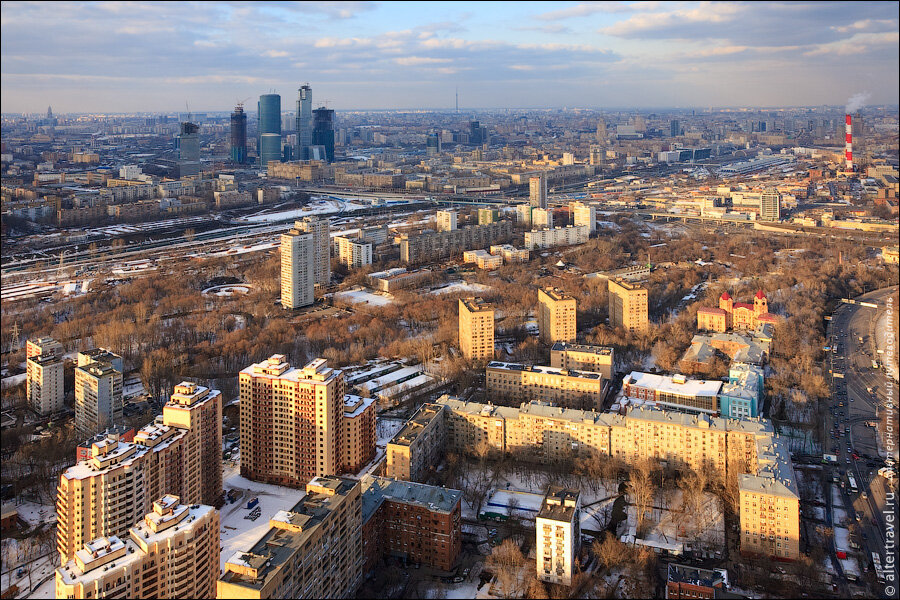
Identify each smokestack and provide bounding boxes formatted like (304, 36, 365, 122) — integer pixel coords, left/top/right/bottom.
(845, 114, 852, 171)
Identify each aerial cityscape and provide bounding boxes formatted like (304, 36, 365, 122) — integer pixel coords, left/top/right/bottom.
(1, 1, 898, 599)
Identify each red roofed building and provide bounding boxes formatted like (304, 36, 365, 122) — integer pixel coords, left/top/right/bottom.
(697, 291, 776, 332)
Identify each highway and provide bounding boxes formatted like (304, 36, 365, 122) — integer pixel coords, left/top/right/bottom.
(825, 286, 898, 598)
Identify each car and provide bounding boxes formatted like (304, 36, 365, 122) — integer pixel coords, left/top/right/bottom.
(861, 491, 867, 499)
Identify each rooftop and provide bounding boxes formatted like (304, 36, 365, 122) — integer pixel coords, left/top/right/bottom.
(537, 486, 580, 522)
(487, 361, 603, 380)
(360, 475, 462, 523)
(387, 403, 444, 447)
(539, 287, 574, 302)
(624, 371, 723, 398)
(241, 355, 341, 385)
(550, 342, 613, 357)
(460, 297, 492, 313)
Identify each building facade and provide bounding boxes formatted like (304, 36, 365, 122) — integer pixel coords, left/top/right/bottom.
(536, 487, 580, 586)
(294, 216, 331, 287)
(74, 349, 124, 437)
(529, 175, 548, 208)
(459, 297, 494, 361)
(486, 361, 607, 409)
(524, 225, 589, 250)
(280, 226, 315, 309)
(400, 221, 513, 264)
(384, 403, 446, 482)
(537, 287, 576, 344)
(549, 343, 614, 381)
(608, 278, 649, 334)
(336, 236, 373, 268)
(360, 475, 462, 573)
(436, 210, 457, 232)
(239, 356, 345, 488)
(697, 291, 778, 332)
(26, 338, 65, 416)
(56, 497, 219, 600)
(341, 395, 376, 473)
(56, 385, 222, 562)
(218, 477, 362, 599)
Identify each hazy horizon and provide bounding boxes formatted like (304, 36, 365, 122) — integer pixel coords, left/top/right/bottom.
(2, 1, 898, 114)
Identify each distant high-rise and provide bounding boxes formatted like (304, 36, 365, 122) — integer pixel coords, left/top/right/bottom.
(469, 120, 483, 146)
(670, 119, 680, 137)
(312, 107, 335, 163)
(281, 226, 315, 309)
(230, 104, 247, 164)
(258, 93, 281, 165)
(459, 297, 494, 361)
(608, 278, 648, 334)
(26, 337, 64, 416)
(760, 188, 781, 221)
(426, 132, 441, 156)
(294, 215, 331, 286)
(596, 119, 607, 144)
(75, 348, 124, 437)
(529, 175, 548, 208)
(296, 84, 313, 160)
(538, 288, 577, 345)
(178, 122, 200, 177)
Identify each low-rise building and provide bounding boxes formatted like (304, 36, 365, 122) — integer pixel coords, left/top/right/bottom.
(384, 403, 446, 482)
(524, 225, 589, 250)
(549, 342, 614, 380)
(622, 371, 723, 414)
(665, 563, 728, 599)
(486, 361, 607, 409)
(367, 267, 431, 292)
(360, 476, 462, 572)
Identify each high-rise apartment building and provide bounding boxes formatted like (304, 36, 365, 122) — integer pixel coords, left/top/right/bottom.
(478, 207, 499, 225)
(26, 337, 65, 416)
(670, 119, 681, 137)
(608, 277, 649, 333)
(759, 188, 781, 221)
(280, 225, 315, 309)
(336, 236, 373, 268)
(536, 487, 580, 586)
(596, 119, 607, 144)
(458, 297, 494, 361)
(312, 107, 335, 163)
(570, 201, 597, 232)
(218, 477, 363, 600)
(294, 216, 331, 286)
(161, 382, 223, 505)
(529, 175, 548, 208)
(341, 395, 376, 473)
(537, 287, 576, 344)
(516, 204, 533, 225)
(178, 122, 200, 177)
(524, 225, 589, 250)
(531, 207, 553, 229)
(230, 104, 247, 163)
(296, 84, 312, 160)
(239, 356, 348, 487)
(436, 210, 457, 232)
(56, 383, 222, 562)
(56, 496, 219, 600)
(75, 348, 124, 436)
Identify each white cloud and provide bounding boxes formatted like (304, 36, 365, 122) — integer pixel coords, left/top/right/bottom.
(394, 56, 453, 66)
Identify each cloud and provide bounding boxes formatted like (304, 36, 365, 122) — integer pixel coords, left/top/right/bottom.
(514, 24, 573, 34)
(394, 56, 453, 66)
(538, 1, 656, 21)
(262, 50, 290, 58)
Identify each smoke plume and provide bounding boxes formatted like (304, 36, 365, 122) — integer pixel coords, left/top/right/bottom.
(846, 92, 870, 113)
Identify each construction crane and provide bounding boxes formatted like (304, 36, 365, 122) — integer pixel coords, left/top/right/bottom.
(236, 97, 250, 109)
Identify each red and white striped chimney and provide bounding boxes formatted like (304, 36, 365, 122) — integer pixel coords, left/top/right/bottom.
(845, 114, 853, 171)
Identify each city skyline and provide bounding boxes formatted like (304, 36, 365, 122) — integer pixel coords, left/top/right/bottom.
(1, 1, 898, 113)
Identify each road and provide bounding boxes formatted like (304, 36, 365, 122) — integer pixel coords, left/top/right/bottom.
(825, 286, 898, 598)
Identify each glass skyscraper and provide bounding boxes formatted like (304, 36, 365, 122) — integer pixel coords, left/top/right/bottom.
(312, 107, 335, 163)
(296, 84, 312, 160)
(230, 105, 247, 164)
(258, 93, 281, 166)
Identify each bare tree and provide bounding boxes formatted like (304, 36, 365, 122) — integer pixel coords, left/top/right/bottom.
(487, 538, 528, 598)
(629, 457, 655, 538)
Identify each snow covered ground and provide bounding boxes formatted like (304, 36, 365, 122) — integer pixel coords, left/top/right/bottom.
(2, 373, 27, 388)
(219, 466, 307, 571)
(429, 281, 492, 295)
(241, 199, 369, 224)
(335, 286, 394, 306)
(210, 241, 278, 257)
(377, 417, 405, 446)
(14, 501, 56, 528)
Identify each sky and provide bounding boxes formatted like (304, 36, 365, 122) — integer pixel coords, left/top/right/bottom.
(1, 1, 898, 113)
